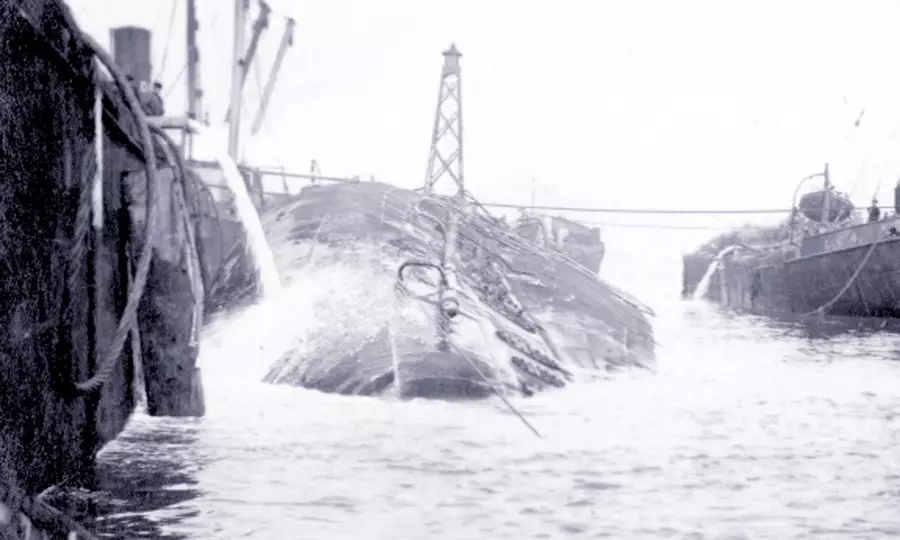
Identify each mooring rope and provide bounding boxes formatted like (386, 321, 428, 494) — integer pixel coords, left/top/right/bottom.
(1, 4, 202, 538)
(71, 36, 161, 393)
(0, 483, 105, 540)
(799, 227, 891, 317)
(446, 341, 543, 438)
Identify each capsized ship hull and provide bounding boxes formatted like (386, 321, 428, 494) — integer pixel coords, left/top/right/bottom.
(211, 181, 655, 399)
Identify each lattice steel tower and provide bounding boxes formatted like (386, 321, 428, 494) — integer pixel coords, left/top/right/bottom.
(423, 44, 464, 196)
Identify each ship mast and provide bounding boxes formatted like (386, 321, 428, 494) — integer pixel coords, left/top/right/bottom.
(185, 0, 203, 158)
(251, 18, 296, 135)
(224, 1, 271, 123)
(227, 0, 250, 160)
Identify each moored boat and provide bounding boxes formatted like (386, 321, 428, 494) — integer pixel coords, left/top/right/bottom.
(684, 165, 900, 320)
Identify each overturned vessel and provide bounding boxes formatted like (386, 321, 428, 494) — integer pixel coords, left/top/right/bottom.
(200, 42, 654, 400)
(683, 164, 900, 319)
(207, 180, 655, 399)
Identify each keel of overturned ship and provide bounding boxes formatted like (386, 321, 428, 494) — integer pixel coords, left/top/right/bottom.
(209, 180, 655, 399)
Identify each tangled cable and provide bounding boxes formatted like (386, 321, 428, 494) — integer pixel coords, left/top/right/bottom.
(415, 191, 655, 318)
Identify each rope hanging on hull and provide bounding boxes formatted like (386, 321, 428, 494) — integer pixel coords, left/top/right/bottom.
(799, 228, 892, 317)
(71, 35, 161, 394)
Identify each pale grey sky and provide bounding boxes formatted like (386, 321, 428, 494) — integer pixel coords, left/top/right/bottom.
(69, 0, 900, 252)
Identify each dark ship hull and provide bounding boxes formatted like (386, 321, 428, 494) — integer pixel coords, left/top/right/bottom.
(683, 216, 900, 319)
(514, 213, 605, 274)
(209, 180, 654, 400)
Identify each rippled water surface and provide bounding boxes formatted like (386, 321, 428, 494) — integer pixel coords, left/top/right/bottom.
(95, 236, 900, 539)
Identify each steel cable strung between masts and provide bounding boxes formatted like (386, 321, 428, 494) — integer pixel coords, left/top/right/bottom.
(155, 0, 180, 79)
(477, 202, 898, 215)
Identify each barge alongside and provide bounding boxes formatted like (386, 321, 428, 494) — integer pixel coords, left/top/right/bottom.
(683, 165, 900, 319)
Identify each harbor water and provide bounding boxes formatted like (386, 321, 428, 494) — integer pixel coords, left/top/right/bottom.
(95, 228, 900, 539)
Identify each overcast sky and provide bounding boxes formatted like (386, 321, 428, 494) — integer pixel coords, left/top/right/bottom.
(68, 0, 900, 257)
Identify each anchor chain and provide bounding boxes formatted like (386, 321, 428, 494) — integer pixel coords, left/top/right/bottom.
(495, 328, 573, 379)
(510, 356, 566, 388)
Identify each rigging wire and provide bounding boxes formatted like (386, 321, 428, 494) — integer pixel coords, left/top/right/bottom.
(479, 201, 899, 217)
(164, 62, 187, 99)
(573, 221, 737, 231)
(156, 0, 180, 80)
(482, 202, 790, 215)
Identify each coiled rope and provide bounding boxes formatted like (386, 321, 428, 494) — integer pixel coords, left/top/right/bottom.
(1, 4, 199, 538)
(71, 35, 161, 393)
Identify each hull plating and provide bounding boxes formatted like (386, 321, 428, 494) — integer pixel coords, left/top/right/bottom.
(685, 217, 900, 320)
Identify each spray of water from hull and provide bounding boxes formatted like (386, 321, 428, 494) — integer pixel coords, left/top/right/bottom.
(187, 120, 282, 298)
(691, 245, 741, 301)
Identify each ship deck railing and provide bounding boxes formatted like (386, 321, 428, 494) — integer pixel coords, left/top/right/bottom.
(188, 158, 364, 219)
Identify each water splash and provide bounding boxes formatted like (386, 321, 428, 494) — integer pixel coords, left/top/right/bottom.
(187, 120, 282, 298)
(198, 243, 412, 392)
(691, 245, 741, 301)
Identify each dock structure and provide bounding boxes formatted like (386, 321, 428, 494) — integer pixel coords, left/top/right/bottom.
(1, 2, 205, 537)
